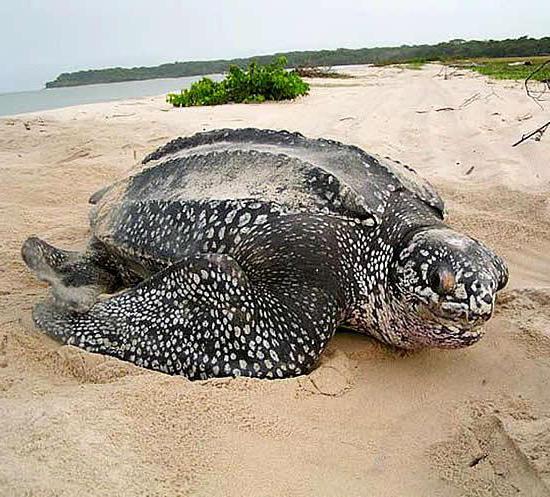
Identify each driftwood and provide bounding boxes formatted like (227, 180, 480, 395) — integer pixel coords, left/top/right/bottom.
(512, 120, 550, 147)
(434, 65, 463, 80)
(293, 66, 354, 79)
(415, 89, 500, 114)
(459, 92, 481, 109)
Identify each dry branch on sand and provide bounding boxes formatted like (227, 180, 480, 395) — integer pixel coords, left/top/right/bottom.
(525, 60, 550, 108)
(415, 89, 501, 114)
(512, 120, 550, 147)
(513, 61, 549, 146)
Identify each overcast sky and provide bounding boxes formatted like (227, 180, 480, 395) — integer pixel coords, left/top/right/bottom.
(1, 0, 548, 93)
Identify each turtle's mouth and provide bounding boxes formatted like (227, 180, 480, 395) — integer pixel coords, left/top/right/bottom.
(416, 303, 486, 348)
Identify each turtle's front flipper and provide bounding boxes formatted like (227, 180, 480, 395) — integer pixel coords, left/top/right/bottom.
(32, 249, 343, 379)
(22, 236, 123, 313)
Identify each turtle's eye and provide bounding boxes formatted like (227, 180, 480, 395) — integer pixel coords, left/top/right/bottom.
(429, 266, 456, 295)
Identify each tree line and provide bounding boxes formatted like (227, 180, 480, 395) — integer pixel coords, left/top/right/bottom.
(45, 36, 550, 88)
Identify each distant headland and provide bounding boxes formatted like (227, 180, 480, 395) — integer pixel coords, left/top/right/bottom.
(45, 36, 550, 88)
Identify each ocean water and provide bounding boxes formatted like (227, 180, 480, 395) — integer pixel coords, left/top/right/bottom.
(0, 74, 221, 117)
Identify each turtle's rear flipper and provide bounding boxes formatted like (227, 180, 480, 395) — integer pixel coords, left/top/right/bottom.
(31, 253, 258, 375)
(31, 250, 341, 379)
(22, 236, 120, 313)
(22, 236, 76, 274)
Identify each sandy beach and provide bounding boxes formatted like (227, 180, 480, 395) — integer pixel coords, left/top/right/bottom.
(1, 64, 549, 496)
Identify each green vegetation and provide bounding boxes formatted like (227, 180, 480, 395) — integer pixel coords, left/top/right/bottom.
(168, 77, 228, 106)
(452, 57, 550, 81)
(45, 36, 550, 88)
(167, 57, 309, 107)
(405, 60, 427, 70)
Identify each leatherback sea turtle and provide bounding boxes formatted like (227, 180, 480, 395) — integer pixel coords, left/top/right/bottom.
(22, 129, 508, 379)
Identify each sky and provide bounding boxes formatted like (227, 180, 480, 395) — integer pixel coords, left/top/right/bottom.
(0, 0, 548, 93)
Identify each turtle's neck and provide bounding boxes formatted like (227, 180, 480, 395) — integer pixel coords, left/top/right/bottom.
(379, 190, 445, 246)
(345, 190, 445, 342)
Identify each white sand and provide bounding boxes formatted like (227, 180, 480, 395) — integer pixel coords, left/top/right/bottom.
(0, 64, 549, 496)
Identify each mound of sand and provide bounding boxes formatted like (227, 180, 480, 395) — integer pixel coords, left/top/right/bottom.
(1, 64, 549, 496)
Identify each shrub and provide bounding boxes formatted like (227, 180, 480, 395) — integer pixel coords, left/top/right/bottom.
(167, 57, 309, 107)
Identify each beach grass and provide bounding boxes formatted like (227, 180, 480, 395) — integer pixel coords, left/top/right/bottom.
(405, 60, 426, 70)
(451, 56, 550, 81)
(376, 55, 550, 81)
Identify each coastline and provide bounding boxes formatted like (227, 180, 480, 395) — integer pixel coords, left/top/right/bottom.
(0, 73, 223, 118)
(1, 64, 549, 496)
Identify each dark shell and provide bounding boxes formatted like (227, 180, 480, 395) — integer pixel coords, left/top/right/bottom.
(91, 128, 444, 243)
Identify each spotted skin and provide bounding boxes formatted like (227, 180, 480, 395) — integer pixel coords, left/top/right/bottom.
(103, 199, 287, 268)
(33, 214, 361, 379)
(22, 129, 509, 379)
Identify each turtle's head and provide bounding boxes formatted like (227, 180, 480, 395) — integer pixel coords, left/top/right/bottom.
(389, 227, 508, 349)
